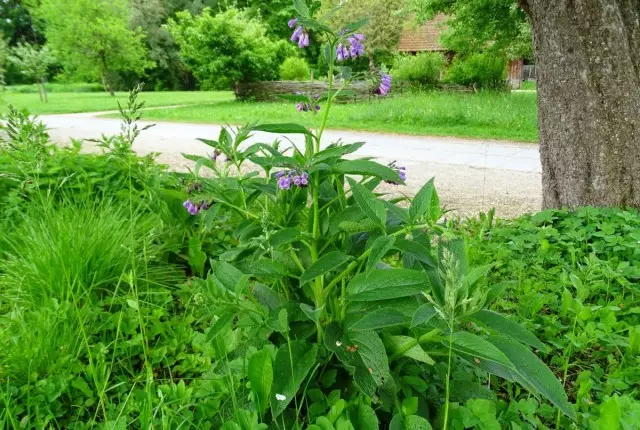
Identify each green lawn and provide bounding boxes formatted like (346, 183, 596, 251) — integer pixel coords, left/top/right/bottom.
(0, 91, 234, 115)
(134, 91, 539, 142)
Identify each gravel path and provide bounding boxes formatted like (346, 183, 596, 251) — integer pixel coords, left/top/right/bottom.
(39, 111, 542, 218)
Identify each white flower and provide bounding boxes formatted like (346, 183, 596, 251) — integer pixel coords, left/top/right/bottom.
(275, 393, 287, 401)
(336, 341, 343, 347)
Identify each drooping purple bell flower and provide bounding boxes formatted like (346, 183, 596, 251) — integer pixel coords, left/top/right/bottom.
(375, 73, 392, 96)
(337, 33, 365, 62)
(288, 18, 298, 28)
(183, 200, 199, 215)
(385, 161, 406, 185)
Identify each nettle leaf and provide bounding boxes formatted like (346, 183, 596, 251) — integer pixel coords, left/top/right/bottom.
(348, 178, 387, 231)
(488, 336, 576, 420)
(248, 349, 273, 415)
(472, 310, 548, 352)
(385, 335, 435, 365)
(250, 123, 312, 135)
(337, 160, 400, 183)
(411, 303, 438, 328)
(270, 340, 318, 417)
(325, 322, 391, 399)
(347, 269, 428, 302)
(366, 236, 396, 272)
(300, 251, 351, 284)
(349, 308, 407, 331)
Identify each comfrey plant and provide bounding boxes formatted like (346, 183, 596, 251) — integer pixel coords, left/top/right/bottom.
(180, 2, 574, 428)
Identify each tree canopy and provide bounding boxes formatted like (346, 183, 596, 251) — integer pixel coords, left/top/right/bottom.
(413, 0, 532, 59)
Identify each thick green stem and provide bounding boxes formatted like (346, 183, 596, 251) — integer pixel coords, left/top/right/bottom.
(443, 314, 455, 430)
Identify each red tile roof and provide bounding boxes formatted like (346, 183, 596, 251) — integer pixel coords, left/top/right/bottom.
(398, 14, 448, 52)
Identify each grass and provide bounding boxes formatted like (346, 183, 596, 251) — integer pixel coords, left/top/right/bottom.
(520, 80, 537, 91)
(0, 90, 234, 115)
(131, 91, 539, 142)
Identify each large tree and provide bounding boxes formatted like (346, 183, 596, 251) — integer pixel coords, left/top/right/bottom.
(7, 43, 55, 102)
(36, 0, 152, 95)
(417, 0, 640, 209)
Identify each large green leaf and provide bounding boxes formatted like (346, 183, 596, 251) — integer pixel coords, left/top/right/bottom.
(348, 178, 387, 231)
(385, 335, 435, 365)
(472, 310, 548, 352)
(390, 414, 433, 430)
(395, 239, 437, 269)
(270, 340, 318, 417)
(325, 322, 390, 399)
(250, 123, 311, 135)
(349, 308, 407, 331)
(248, 349, 273, 414)
(450, 332, 513, 367)
(411, 303, 438, 328)
(300, 251, 351, 284)
(347, 269, 428, 302)
(348, 403, 379, 429)
(409, 178, 439, 222)
(188, 237, 206, 278)
(337, 160, 401, 183)
(269, 228, 303, 248)
(366, 236, 396, 272)
(210, 261, 245, 291)
(488, 336, 576, 420)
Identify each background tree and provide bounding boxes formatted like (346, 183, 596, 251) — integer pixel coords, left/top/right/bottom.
(7, 43, 55, 102)
(167, 8, 295, 89)
(0, 38, 7, 89)
(36, 0, 152, 96)
(323, 0, 407, 68)
(0, 0, 44, 46)
(414, 0, 532, 60)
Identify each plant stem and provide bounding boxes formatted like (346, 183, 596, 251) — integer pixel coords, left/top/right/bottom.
(443, 314, 455, 430)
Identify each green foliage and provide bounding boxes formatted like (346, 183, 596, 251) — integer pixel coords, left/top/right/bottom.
(7, 43, 54, 83)
(445, 53, 507, 89)
(4, 82, 104, 93)
(392, 53, 445, 86)
(167, 8, 295, 89)
(413, 0, 532, 60)
(279, 56, 311, 81)
(36, 0, 151, 93)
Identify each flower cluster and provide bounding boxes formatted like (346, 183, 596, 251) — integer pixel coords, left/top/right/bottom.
(183, 200, 212, 216)
(385, 161, 406, 185)
(209, 149, 222, 161)
(295, 93, 320, 113)
(375, 73, 392, 96)
(276, 170, 309, 190)
(289, 19, 309, 48)
(336, 33, 365, 62)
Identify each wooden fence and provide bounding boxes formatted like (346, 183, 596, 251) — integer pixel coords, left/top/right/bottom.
(234, 80, 472, 102)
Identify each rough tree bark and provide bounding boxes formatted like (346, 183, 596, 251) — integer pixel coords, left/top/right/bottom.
(518, 0, 640, 208)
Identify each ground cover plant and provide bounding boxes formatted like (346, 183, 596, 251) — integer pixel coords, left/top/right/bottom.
(0, 3, 637, 430)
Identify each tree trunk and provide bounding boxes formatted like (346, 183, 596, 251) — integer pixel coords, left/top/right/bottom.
(519, 0, 640, 208)
(40, 79, 48, 103)
(101, 73, 115, 97)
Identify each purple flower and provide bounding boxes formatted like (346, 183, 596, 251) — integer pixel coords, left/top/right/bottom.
(288, 18, 298, 28)
(337, 34, 365, 62)
(183, 200, 199, 215)
(291, 26, 304, 43)
(275, 170, 287, 178)
(375, 73, 392, 96)
(278, 175, 292, 190)
(292, 172, 309, 187)
(385, 162, 406, 185)
(209, 149, 222, 161)
(298, 32, 310, 48)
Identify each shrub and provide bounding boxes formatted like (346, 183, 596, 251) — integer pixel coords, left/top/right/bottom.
(446, 53, 507, 89)
(4, 82, 104, 93)
(392, 52, 445, 86)
(167, 8, 295, 89)
(279, 57, 310, 81)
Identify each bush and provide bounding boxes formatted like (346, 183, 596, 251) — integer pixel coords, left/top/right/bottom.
(445, 53, 507, 89)
(392, 52, 445, 86)
(167, 8, 295, 89)
(4, 82, 104, 93)
(279, 57, 310, 81)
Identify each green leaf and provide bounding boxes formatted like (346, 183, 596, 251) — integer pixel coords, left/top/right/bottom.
(294, 0, 310, 17)
(325, 322, 390, 399)
(348, 403, 379, 429)
(472, 310, 548, 352)
(126, 299, 139, 310)
(206, 312, 234, 341)
(367, 236, 396, 272)
(488, 336, 576, 420)
(251, 123, 311, 135)
(451, 332, 513, 367)
(347, 269, 428, 302)
(395, 240, 437, 269)
(349, 308, 406, 331)
(269, 227, 303, 248)
(390, 414, 433, 430)
(249, 349, 273, 414)
(270, 340, 318, 417)
(301, 251, 351, 284)
(386, 335, 435, 365)
(409, 178, 439, 222)
(411, 303, 438, 328)
(188, 237, 207, 278)
(300, 303, 324, 324)
(210, 260, 245, 291)
(337, 160, 401, 183)
(348, 178, 386, 231)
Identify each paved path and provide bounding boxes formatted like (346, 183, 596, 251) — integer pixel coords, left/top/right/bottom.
(40, 111, 542, 217)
